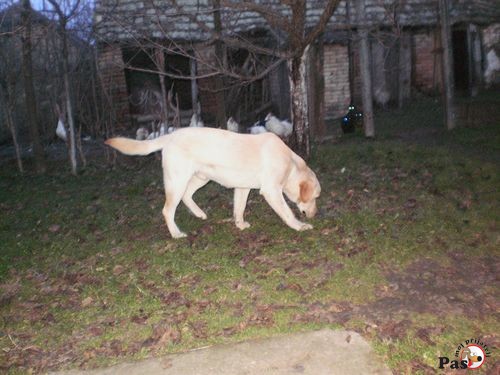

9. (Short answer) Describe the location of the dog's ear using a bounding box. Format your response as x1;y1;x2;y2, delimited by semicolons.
299;180;314;203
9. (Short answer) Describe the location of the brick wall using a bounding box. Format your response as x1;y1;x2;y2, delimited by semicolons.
97;44;131;132
194;44;218;124
323;44;351;119
412;30;442;93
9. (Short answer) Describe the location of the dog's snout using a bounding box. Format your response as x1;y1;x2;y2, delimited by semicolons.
305;206;317;218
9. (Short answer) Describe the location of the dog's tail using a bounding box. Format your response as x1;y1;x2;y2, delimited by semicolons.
104;136;166;156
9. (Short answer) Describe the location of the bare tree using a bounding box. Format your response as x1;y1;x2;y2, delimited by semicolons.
46;0;81;175
219;0;342;157
21;0;46;173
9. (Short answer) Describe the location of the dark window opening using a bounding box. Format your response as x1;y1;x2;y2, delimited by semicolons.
452;29;469;92
164;54;192;111
122;47;193;117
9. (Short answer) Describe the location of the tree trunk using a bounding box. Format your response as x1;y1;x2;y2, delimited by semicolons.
6;109;24;173
289;45;310;159
1;85;24;173
439;0;456;130
61;20;78;175
21;0;46;173
355;0;375;138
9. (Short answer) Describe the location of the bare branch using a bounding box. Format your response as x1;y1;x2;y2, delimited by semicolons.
303;0;342;47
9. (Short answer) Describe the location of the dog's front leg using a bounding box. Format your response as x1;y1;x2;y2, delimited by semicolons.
233;188;251;230
260;187;313;231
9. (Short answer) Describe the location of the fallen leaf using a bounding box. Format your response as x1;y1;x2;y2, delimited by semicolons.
0;278;21;304
112;265;125;276
48;224;61;233
81;296;94;307
189;321;208;339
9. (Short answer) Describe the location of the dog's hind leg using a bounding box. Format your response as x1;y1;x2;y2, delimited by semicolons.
234;188;251;230
260;187;313;231
161;164;192;238
182;175;209;220
162;187;188;239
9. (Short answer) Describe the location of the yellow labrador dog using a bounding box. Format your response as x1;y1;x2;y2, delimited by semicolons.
105;127;320;238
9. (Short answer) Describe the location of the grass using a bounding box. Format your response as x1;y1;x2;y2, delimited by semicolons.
1;93;499;374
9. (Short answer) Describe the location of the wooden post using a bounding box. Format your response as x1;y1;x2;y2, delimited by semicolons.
439;0;456;130
212;0;227;128
307;37;326;139
467;24;482;97
355;0;375;138
398;32;411;108
190;57;199;112
346;0;355;102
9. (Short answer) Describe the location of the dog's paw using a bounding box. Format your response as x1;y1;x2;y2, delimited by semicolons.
172;231;188;239
236;221;251;230
198;212;208;220
298;223;313;231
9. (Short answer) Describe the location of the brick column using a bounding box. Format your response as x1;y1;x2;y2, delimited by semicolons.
413;30;443;93
323;44;351;119
97;44;131;133
195;44;218;124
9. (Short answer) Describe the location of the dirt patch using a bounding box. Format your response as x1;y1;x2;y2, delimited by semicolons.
294;252;499;343
370;252;499;318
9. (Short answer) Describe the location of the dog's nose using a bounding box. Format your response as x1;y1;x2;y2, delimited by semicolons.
306;208;317;218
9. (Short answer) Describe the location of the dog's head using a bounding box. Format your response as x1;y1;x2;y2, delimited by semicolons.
285;166;321;218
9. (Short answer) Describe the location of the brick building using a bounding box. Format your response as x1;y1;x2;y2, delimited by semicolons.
93;0;500;135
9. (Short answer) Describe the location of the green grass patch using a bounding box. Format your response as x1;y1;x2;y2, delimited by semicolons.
1;95;499;373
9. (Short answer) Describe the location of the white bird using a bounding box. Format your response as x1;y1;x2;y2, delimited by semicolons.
136;127;149;140
249;126;267;134
248;119;268;134
264;113;292;137
146;123;176;140
485;49;500;86
189;113;204;127
374;87;390;108
56;119;67;142
56;118;91;142
226;117;239;133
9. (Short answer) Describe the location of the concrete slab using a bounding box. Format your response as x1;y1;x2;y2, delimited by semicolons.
53;329;391;375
